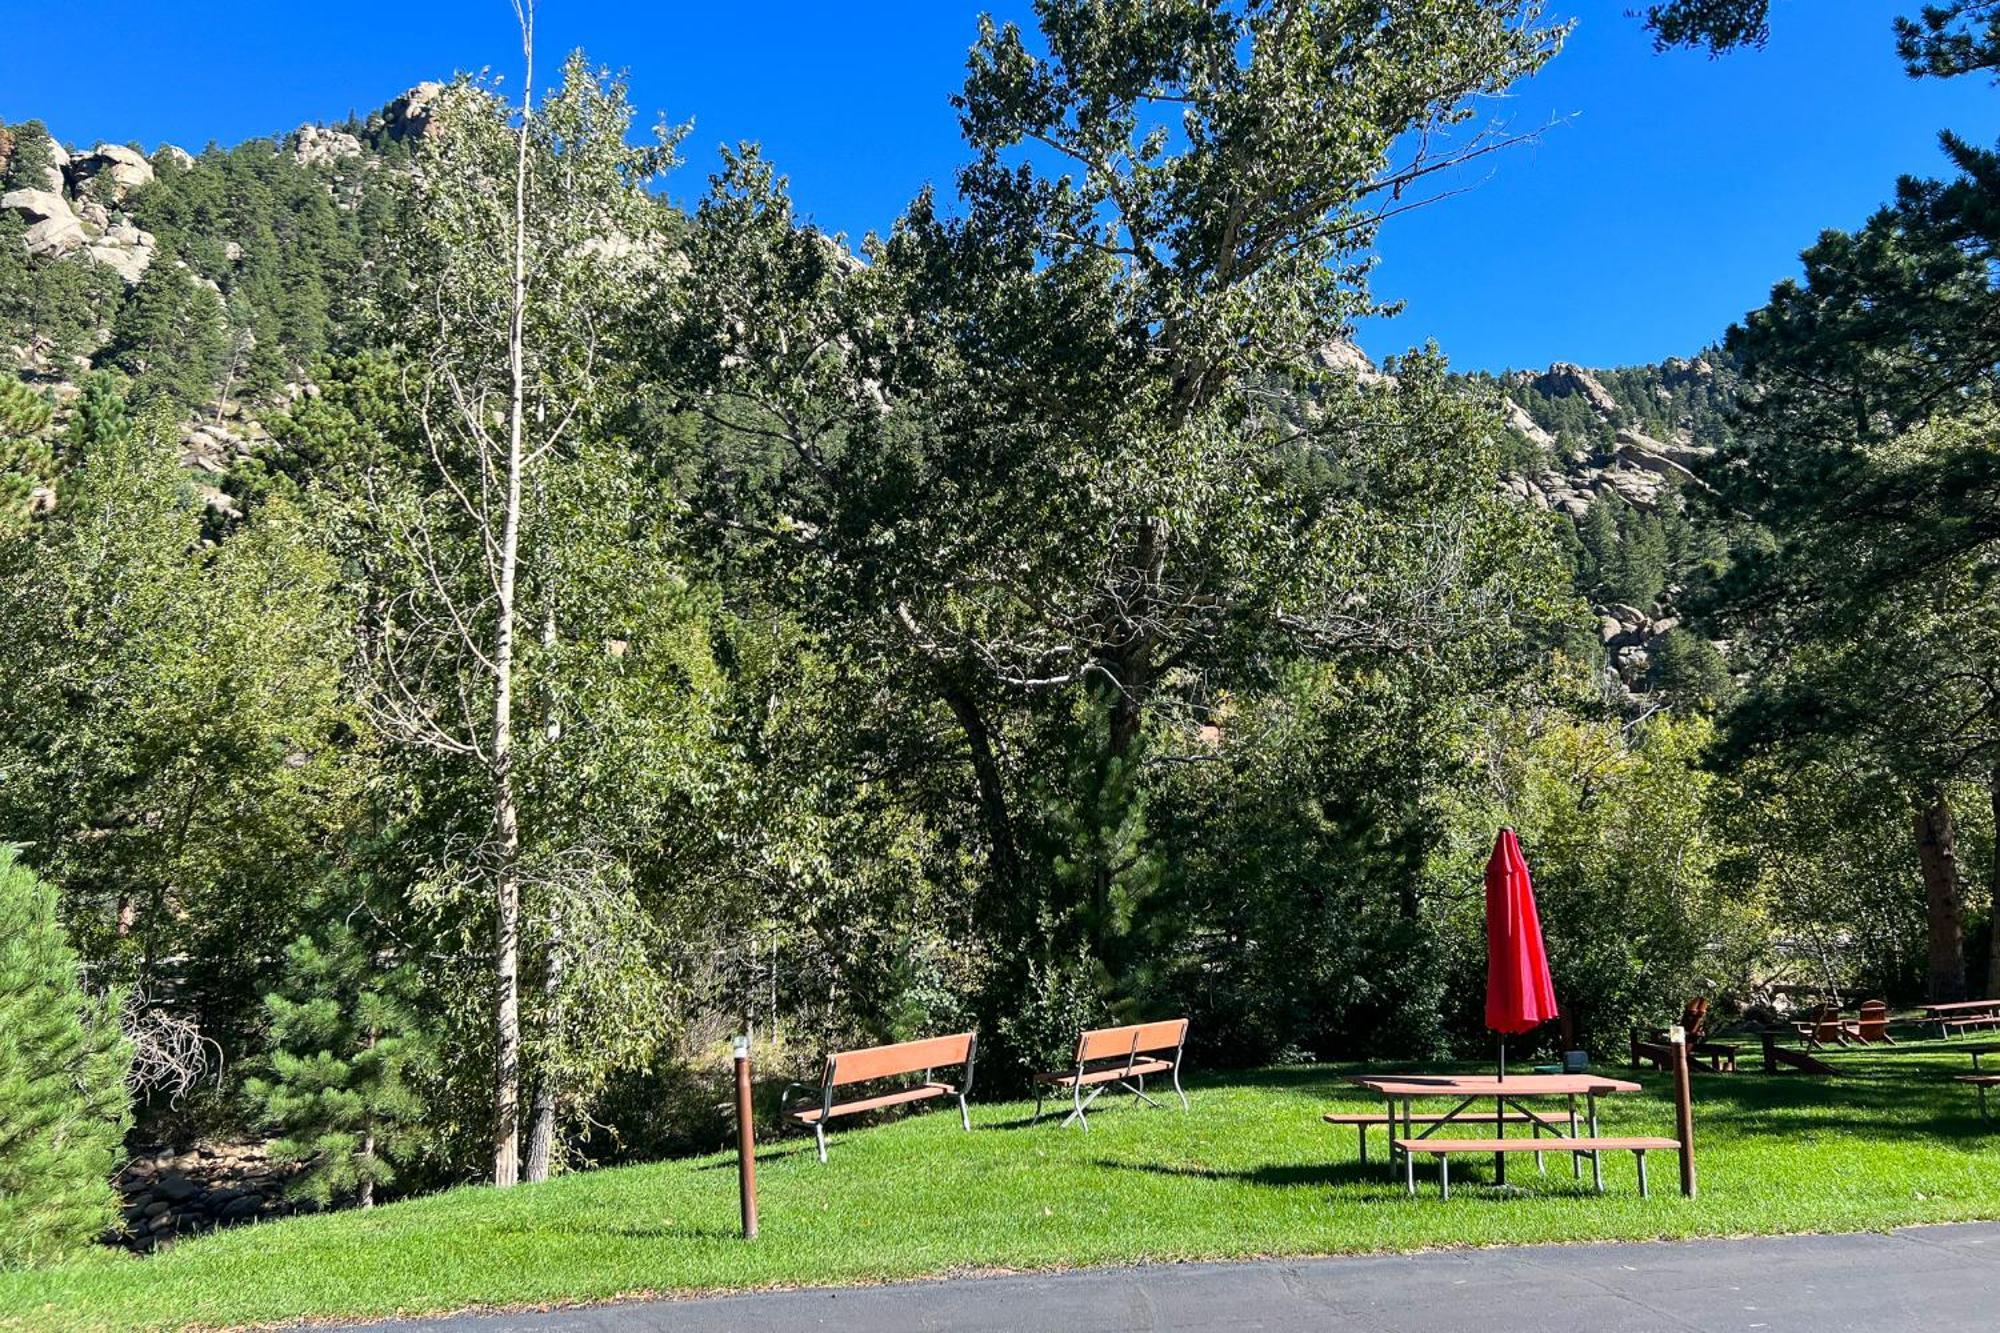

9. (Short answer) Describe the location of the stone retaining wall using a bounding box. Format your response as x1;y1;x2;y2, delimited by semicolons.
114;1144;312;1252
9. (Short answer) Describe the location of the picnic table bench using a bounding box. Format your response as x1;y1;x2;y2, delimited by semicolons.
1394;1134;1683;1198
1959;1073;2000;1121
1033;1018;1189;1129
1323;1109;1533;1162
781;1032;976;1162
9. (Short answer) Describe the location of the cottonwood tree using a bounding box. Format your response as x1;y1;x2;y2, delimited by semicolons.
661;1;1571;1036
0;381;358;1048
363;8;693;1185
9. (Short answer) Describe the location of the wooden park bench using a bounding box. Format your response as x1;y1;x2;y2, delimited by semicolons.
781;1032;976;1162
1034;1018;1189;1129
1395;1134;1682;1199
1323;1109;1533;1162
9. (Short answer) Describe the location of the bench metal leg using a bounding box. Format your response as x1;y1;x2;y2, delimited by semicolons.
1063;1084;1102;1130
1032;1088;1045;1125
1591;1149;1603;1193
1406;1143;1416;1196
959;1092;971;1132
1533;1120;1545;1175
1172;1061;1188;1111
814;1123;827;1164
1440;1155;1450;1201
1359;1123;1368;1164
1123;1078;1163;1109
1636;1150;1651;1198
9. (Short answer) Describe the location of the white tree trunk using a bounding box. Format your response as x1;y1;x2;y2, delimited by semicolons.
490;0;536;1192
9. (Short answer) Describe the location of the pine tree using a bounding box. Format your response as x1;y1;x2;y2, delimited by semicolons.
0;120;58;193
0;845;131;1269
103;260;228;411
246;925;433;1209
1614;509;1671;609
0;378;55;537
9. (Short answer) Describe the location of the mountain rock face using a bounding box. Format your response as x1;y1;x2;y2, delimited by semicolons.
1502;356;1730;701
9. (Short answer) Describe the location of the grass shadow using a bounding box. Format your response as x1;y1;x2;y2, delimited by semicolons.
580;1222;743;1242
696;1144;813;1170
1091;1157;1383;1189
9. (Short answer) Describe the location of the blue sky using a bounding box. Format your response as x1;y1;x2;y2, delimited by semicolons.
7;2;1998;371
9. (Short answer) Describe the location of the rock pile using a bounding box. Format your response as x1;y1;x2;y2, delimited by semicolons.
114;1144;310;1252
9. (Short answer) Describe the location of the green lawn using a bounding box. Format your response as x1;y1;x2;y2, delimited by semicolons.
5;1047;1998;1331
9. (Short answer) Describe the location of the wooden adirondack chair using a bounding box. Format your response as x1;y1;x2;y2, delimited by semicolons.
1796;1003;1854;1050
1851;999;1896;1045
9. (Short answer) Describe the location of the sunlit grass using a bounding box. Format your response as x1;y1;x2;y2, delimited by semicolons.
4;1044;1997;1331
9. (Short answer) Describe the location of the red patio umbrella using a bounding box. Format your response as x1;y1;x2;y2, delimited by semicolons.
1484;827;1558;1186
1485;827;1559;1048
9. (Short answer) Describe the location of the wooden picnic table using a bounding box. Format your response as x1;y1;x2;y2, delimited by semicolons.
1923;999;2000;1039
1347;1073;1643;1185
1923;1000;2000;1015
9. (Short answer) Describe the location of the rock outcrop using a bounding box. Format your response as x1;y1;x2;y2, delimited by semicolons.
1503;398;1557;452
1531;361;1621;418
1314;337;1389;385
2;187;88;257
292;124;365;168
5;148;157;283
1498;357;1733;703
375;82;444;141
70;143;155;202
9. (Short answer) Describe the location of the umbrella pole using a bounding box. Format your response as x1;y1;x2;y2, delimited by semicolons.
1495;1036;1507;1186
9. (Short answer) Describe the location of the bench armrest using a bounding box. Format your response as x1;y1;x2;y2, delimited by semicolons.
778;1080;826;1119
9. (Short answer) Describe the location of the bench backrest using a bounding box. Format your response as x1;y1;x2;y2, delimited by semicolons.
1074;1018;1188;1065
826;1032;975;1088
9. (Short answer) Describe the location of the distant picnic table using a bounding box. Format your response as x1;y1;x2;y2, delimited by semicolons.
1924;999;2000;1038
1346;1072;1647;1192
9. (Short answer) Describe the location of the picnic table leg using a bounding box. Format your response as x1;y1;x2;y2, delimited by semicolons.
1588;1092;1603;1192
1637;1150;1650;1198
1406;1141;1416;1196
1440;1154;1450;1201
1533;1117;1545;1174
1568;1094;1580;1179
1358;1122;1367;1164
